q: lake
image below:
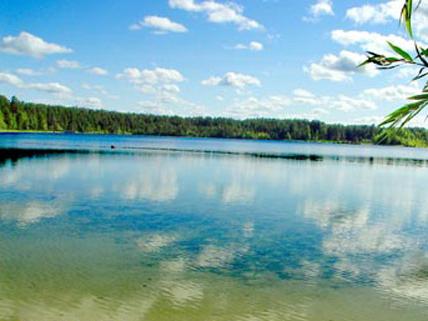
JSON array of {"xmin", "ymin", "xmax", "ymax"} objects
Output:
[{"xmin": 1, "ymin": 133, "xmax": 428, "ymax": 321}]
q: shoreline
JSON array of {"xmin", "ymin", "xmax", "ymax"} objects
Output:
[{"xmin": 0, "ymin": 130, "xmax": 398, "ymax": 148}]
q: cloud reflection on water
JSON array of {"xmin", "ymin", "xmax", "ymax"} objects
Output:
[{"xmin": 1, "ymin": 147, "xmax": 428, "ymax": 308}]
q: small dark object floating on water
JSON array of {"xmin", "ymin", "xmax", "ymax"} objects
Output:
[{"xmin": 111, "ymin": 145, "xmax": 116, "ymax": 149}]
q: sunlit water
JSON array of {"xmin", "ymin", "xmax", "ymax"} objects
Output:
[{"xmin": 1, "ymin": 133, "xmax": 428, "ymax": 321}]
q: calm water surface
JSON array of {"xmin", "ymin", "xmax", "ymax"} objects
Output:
[{"xmin": 1, "ymin": 133, "xmax": 428, "ymax": 321}]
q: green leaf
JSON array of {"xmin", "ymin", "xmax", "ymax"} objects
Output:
[
  {"xmin": 401, "ymin": 0, "xmax": 414, "ymax": 38},
  {"xmin": 385, "ymin": 57, "xmax": 402, "ymax": 62},
  {"xmin": 408, "ymin": 93, "xmax": 428, "ymax": 100},
  {"xmin": 387, "ymin": 41, "xmax": 413, "ymax": 61},
  {"xmin": 413, "ymin": 73, "xmax": 428, "ymax": 81},
  {"xmin": 380, "ymin": 99, "xmax": 428, "ymax": 128},
  {"xmin": 358, "ymin": 59, "xmax": 370, "ymax": 68}
]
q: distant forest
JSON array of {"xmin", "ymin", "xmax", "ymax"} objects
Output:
[{"xmin": 1, "ymin": 95, "xmax": 428, "ymax": 147}]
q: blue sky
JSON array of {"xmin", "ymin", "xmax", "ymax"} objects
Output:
[{"xmin": 0, "ymin": 0, "xmax": 427, "ymax": 125}]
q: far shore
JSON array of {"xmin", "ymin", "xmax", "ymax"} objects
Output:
[{"xmin": 0, "ymin": 129, "xmax": 421, "ymax": 148}]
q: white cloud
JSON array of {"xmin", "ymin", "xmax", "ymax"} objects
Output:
[
  {"xmin": 15, "ymin": 68, "xmax": 42, "ymax": 76},
  {"xmin": 310, "ymin": 0, "xmax": 334, "ymax": 17},
  {"xmin": 0, "ymin": 71, "xmax": 71, "ymax": 95},
  {"xmin": 202, "ymin": 72, "xmax": 261, "ymax": 88},
  {"xmin": 162, "ymin": 84, "xmax": 181, "ymax": 94},
  {"xmin": 352, "ymin": 116, "xmax": 385, "ymax": 125},
  {"xmin": 329, "ymin": 95, "xmax": 377, "ymax": 111},
  {"xmin": 362, "ymin": 83, "xmax": 420, "ymax": 102},
  {"xmin": 234, "ymin": 41, "xmax": 263, "ymax": 51},
  {"xmin": 77, "ymin": 96, "xmax": 103, "ymax": 108},
  {"xmin": 346, "ymin": 0, "xmax": 400, "ymax": 25},
  {"xmin": 293, "ymin": 88, "xmax": 315, "ymax": 98},
  {"xmin": 117, "ymin": 67, "xmax": 187, "ymax": 111},
  {"xmin": 292, "ymin": 88, "xmax": 377, "ymax": 112},
  {"xmin": 117, "ymin": 67, "xmax": 185, "ymax": 85},
  {"xmin": 346, "ymin": 0, "xmax": 428, "ymax": 42},
  {"xmin": 82, "ymin": 83, "xmax": 108, "ymax": 94},
  {"xmin": 219, "ymin": 85, "xmax": 382, "ymax": 119},
  {"xmin": 169, "ymin": 0, "xmax": 262, "ymax": 31},
  {"xmin": 0, "ymin": 32, "xmax": 72, "ymax": 58},
  {"xmin": 56, "ymin": 61, "xmax": 108, "ymax": 76},
  {"xmin": 87, "ymin": 67, "xmax": 108, "ymax": 76},
  {"xmin": 224, "ymin": 95, "xmax": 290, "ymax": 118},
  {"xmin": 306, "ymin": 50, "xmax": 379, "ymax": 82},
  {"xmin": 26, "ymin": 82, "xmax": 72, "ymax": 95},
  {"xmin": 0, "ymin": 72, "xmax": 25, "ymax": 87},
  {"xmin": 331, "ymin": 29, "xmax": 415, "ymax": 54},
  {"xmin": 293, "ymin": 88, "xmax": 320, "ymax": 105},
  {"xmin": 56, "ymin": 59, "xmax": 81, "ymax": 69},
  {"xmin": 290, "ymin": 84, "xmax": 422, "ymax": 115},
  {"xmin": 293, "ymin": 88, "xmax": 377, "ymax": 114},
  {"xmin": 81, "ymin": 83, "xmax": 118, "ymax": 100},
  {"xmin": 130, "ymin": 16, "xmax": 188, "ymax": 34},
  {"xmin": 137, "ymin": 101, "xmax": 176, "ymax": 115}
]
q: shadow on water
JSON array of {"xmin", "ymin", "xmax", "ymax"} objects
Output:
[{"xmin": 2, "ymin": 146, "xmax": 428, "ymax": 167}]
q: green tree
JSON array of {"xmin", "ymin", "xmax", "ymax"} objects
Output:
[
  {"xmin": 0, "ymin": 111, "xmax": 6, "ymax": 129},
  {"xmin": 3, "ymin": 94, "xmax": 428, "ymax": 146}
]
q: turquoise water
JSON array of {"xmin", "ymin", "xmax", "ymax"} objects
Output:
[{"xmin": 1, "ymin": 134, "xmax": 428, "ymax": 320}]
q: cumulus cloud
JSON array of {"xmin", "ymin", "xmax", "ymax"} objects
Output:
[
  {"xmin": 130, "ymin": 16, "xmax": 188, "ymax": 34},
  {"xmin": 202, "ymin": 72, "xmax": 261, "ymax": 88},
  {"xmin": 26, "ymin": 82, "xmax": 72, "ymax": 95},
  {"xmin": 117, "ymin": 67, "xmax": 185, "ymax": 85},
  {"xmin": 346, "ymin": 0, "xmax": 400, "ymax": 25},
  {"xmin": 331, "ymin": 29, "xmax": 415, "ymax": 54},
  {"xmin": 77, "ymin": 96, "xmax": 103, "ymax": 108},
  {"xmin": 0, "ymin": 72, "xmax": 25, "ymax": 87},
  {"xmin": 56, "ymin": 61, "xmax": 108, "ymax": 76},
  {"xmin": 15, "ymin": 68, "xmax": 43, "ymax": 76},
  {"xmin": 0, "ymin": 32, "xmax": 72, "ymax": 58},
  {"xmin": 234, "ymin": 41, "xmax": 264, "ymax": 51},
  {"xmin": 306, "ymin": 50, "xmax": 379, "ymax": 82},
  {"xmin": 293, "ymin": 88, "xmax": 320, "ymax": 105},
  {"xmin": 87, "ymin": 67, "xmax": 108, "ymax": 76},
  {"xmin": 81, "ymin": 83, "xmax": 118, "ymax": 100},
  {"xmin": 169, "ymin": 0, "xmax": 262, "ymax": 31},
  {"xmin": 291, "ymin": 83, "xmax": 422, "ymax": 115},
  {"xmin": 56, "ymin": 60, "xmax": 108, "ymax": 76},
  {"xmin": 329, "ymin": 95, "xmax": 377, "ymax": 111},
  {"xmin": 223, "ymin": 95, "xmax": 290, "ymax": 118},
  {"xmin": 116, "ymin": 67, "xmax": 195, "ymax": 114},
  {"xmin": 309, "ymin": 0, "xmax": 334, "ymax": 17},
  {"xmin": 293, "ymin": 88, "xmax": 377, "ymax": 112},
  {"xmin": 0, "ymin": 71, "xmax": 72, "ymax": 95},
  {"xmin": 362, "ymin": 83, "xmax": 420, "ymax": 102},
  {"xmin": 220, "ymin": 85, "xmax": 382, "ymax": 119},
  {"xmin": 346, "ymin": 0, "xmax": 428, "ymax": 42},
  {"xmin": 56, "ymin": 59, "xmax": 81, "ymax": 69}
]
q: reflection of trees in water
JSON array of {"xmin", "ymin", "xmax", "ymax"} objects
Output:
[
  {"xmin": 0, "ymin": 148, "xmax": 70, "ymax": 167},
  {"xmin": 2, "ymin": 147, "xmax": 428, "ymax": 169}
]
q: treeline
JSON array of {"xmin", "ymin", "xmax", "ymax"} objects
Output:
[{"xmin": 1, "ymin": 95, "xmax": 428, "ymax": 147}]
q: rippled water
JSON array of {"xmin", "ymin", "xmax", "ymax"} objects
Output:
[{"xmin": 1, "ymin": 134, "xmax": 428, "ymax": 321}]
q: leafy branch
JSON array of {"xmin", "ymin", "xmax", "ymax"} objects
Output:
[{"xmin": 360, "ymin": 0, "xmax": 428, "ymax": 128}]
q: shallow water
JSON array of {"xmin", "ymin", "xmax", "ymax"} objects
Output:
[{"xmin": 1, "ymin": 134, "xmax": 428, "ymax": 320}]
